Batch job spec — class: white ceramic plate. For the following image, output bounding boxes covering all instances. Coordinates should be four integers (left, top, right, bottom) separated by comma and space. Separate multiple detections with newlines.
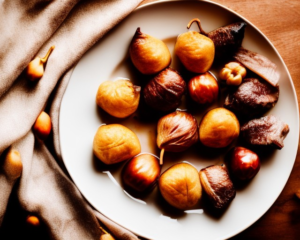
60, 1, 299, 239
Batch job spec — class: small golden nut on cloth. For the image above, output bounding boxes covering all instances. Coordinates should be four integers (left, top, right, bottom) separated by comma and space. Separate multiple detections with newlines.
26, 46, 55, 81
219, 61, 246, 86
129, 27, 171, 75
3, 148, 22, 180
199, 108, 240, 148
99, 227, 115, 240
33, 111, 52, 140
93, 124, 141, 165
100, 234, 115, 240
96, 79, 140, 118
159, 163, 202, 210
26, 215, 40, 227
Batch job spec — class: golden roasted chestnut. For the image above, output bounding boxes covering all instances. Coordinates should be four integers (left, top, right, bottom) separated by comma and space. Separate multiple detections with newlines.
175, 18, 214, 73
228, 147, 260, 181
199, 108, 239, 148
93, 124, 141, 165
96, 79, 140, 118
199, 165, 235, 209
122, 153, 160, 192
157, 110, 198, 164
129, 27, 171, 75
143, 67, 186, 112
188, 72, 219, 104
159, 163, 202, 210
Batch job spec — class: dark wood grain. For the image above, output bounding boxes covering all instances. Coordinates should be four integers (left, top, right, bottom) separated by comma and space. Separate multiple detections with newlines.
140, 1, 300, 239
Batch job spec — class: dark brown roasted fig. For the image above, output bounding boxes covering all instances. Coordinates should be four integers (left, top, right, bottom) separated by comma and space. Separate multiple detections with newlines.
143, 68, 186, 112
224, 78, 279, 118
241, 115, 289, 149
233, 47, 280, 87
157, 110, 198, 164
129, 28, 171, 75
208, 22, 247, 58
199, 165, 236, 209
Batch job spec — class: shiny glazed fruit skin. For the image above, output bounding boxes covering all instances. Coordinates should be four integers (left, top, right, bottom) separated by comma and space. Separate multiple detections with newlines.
33, 111, 52, 140
188, 72, 219, 104
122, 154, 160, 192
229, 147, 260, 180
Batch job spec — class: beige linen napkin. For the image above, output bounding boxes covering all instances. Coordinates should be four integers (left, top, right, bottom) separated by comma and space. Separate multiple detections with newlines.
0, 0, 143, 239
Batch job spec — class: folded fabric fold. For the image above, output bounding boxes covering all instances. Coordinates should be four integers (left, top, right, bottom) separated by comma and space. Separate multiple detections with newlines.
0, 0, 143, 239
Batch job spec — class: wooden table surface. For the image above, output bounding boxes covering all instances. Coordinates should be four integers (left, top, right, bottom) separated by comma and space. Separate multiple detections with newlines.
139, 0, 300, 239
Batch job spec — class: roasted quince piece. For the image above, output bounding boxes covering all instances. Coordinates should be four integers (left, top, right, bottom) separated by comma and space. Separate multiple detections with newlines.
175, 18, 214, 73
159, 163, 202, 210
96, 79, 140, 118
199, 165, 236, 209
199, 108, 239, 148
93, 124, 141, 165
241, 115, 289, 149
233, 47, 279, 87
224, 78, 279, 118
129, 27, 171, 75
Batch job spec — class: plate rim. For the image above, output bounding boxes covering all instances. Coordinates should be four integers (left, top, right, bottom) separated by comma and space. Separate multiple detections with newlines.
59, 1, 300, 239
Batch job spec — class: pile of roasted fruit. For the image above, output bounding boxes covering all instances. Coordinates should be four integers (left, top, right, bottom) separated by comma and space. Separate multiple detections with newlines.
93, 18, 289, 211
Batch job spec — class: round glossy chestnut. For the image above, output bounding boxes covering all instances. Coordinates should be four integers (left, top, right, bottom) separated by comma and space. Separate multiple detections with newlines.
122, 153, 160, 192
229, 146, 260, 181
188, 72, 219, 104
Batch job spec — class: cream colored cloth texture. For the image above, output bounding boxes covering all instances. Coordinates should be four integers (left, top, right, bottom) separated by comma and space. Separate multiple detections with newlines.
0, 0, 143, 239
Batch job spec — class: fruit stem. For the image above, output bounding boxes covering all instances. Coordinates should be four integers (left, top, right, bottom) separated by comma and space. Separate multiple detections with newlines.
160, 148, 165, 165
187, 18, 208, 35
99, 226, 108, 235
40, 45, 55, 64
